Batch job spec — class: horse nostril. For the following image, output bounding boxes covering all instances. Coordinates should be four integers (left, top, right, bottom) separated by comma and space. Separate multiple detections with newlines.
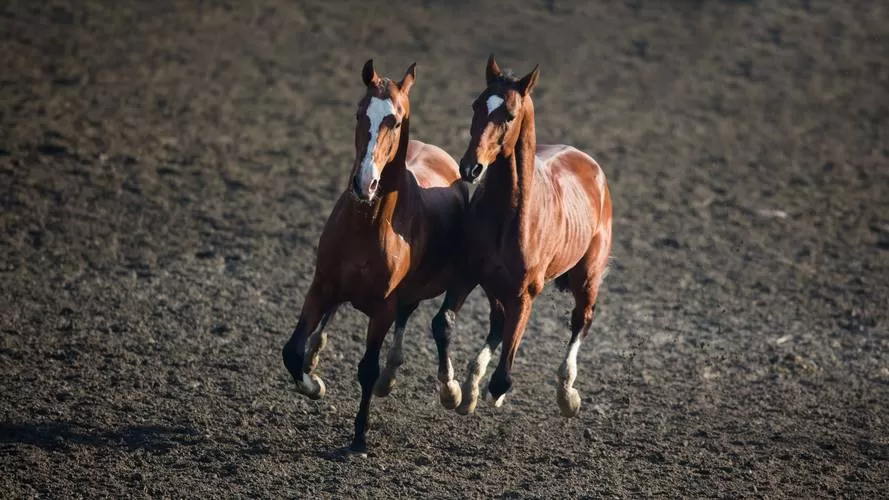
470, 164, 483, 179
368, 178, 379, 193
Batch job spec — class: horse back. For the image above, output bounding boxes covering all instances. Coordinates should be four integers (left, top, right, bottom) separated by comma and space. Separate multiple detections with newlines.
406, 139, 461, 189
538, 144, 609, 220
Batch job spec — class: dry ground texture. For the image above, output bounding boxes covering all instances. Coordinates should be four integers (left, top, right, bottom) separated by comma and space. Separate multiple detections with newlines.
2, 0, 888, 497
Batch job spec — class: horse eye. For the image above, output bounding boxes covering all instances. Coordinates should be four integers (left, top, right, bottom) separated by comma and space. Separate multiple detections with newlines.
394, 122, 401, 129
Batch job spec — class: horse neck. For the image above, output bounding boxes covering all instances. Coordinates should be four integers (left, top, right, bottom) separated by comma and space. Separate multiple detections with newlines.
483, 100, 537, 229
513, 99, 537, 222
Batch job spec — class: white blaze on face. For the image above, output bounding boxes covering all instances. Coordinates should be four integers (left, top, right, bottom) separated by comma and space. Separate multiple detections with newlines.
486, 94, 505, 115
357, 96, 397, 196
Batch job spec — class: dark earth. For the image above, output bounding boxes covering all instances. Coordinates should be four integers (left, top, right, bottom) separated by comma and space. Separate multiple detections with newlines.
2, 0, 888, 497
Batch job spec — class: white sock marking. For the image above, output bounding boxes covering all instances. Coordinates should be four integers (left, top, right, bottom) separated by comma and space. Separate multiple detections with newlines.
473, 346, 492, 381
562, 339, 581, 388
486, 95, 504, 115
439, 356, 455, 383
358, 97, 397, 192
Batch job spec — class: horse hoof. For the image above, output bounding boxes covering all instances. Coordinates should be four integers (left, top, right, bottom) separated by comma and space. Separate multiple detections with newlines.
557, 387, 581, 417
297, 373, 326, 400
439, 380, 462, 410
492, 393, 507, 408
455, 383, 478, 415
349, 438, 368, 455
373, 374, 395, 398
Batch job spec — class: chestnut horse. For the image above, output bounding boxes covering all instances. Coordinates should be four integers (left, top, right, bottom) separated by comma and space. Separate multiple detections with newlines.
282, 60, 468, 452
431, 55, 613, 417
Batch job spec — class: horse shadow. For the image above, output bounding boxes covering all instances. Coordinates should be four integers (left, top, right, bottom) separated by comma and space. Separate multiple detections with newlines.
0, 420, 203, 454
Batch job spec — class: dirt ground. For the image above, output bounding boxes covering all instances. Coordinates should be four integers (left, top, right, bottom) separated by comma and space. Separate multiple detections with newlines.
2, 0, 888, 497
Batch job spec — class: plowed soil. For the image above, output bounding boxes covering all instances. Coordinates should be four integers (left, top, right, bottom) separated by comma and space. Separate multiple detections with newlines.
2, 0, 888, 497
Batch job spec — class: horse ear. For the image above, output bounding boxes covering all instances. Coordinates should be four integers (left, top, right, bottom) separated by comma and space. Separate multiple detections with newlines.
517, 64, 540, 96
362, 59, 380, 87
486, 54, 502, 86
398, 62, 417, 94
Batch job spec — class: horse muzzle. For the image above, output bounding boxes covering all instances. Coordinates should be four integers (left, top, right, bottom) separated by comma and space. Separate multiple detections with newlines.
460, 159, 487, 184
351, 172, 379, 201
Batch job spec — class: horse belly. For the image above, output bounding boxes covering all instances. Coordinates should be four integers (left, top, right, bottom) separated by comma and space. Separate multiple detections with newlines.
396, 261, 452, 302
544, 238, 589, 281
543, 186, 596, 281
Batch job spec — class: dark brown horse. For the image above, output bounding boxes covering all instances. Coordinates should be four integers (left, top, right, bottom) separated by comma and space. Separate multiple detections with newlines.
282, 60, 468, 452
431, 55, 613, 417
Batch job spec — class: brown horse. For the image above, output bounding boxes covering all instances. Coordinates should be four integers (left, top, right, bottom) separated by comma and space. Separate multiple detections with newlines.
431, 55, 613, 417
282, 60, 468, 452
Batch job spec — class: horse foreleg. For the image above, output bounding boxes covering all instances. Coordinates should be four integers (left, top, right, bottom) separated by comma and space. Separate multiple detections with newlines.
373, 302, 418, 397
282, 286, 334, 400
351, 300, 397, 453
455, 298, 504, 415
430, 285, 473, 410
487, 295, 533, 408
305, 306, 339, 374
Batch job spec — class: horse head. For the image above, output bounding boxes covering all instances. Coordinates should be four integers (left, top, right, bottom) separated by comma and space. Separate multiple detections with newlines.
350, 59, 416, 201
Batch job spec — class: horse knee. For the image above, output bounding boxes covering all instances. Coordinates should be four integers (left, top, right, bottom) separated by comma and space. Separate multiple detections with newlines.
431, 310, 455, 347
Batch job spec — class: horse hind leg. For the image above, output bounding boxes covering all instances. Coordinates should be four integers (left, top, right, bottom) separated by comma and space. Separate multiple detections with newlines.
373, 303, 417, 397
557, 236, 610, 417
557, 299, 594, 417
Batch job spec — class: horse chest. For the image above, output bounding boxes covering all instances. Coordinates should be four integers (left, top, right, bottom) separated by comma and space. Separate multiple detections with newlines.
467, 230, 530, 294
465, 207, 561, 296
317, 221, 412, 302
355, 239, 410, 288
